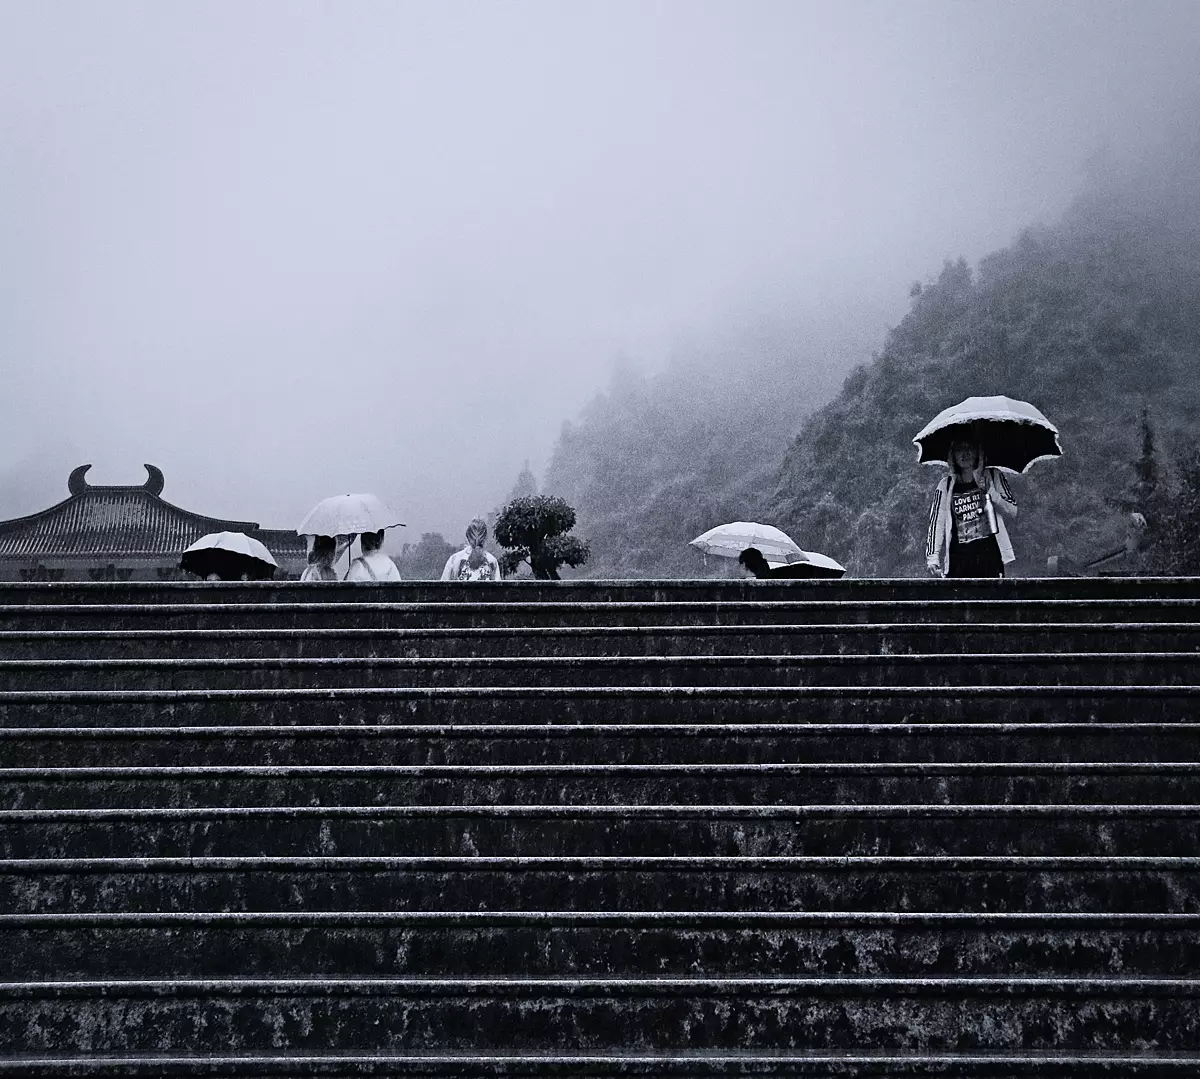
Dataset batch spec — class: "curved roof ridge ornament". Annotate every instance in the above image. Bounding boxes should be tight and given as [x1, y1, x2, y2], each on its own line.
[143, 464, 165, 496]
[68, 464, 92, 496]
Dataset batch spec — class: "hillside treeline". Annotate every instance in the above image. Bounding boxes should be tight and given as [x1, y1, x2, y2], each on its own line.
[542, 345, 838, 577]
[773, 141, 1200, 575]
[540, 139, 1200, 577]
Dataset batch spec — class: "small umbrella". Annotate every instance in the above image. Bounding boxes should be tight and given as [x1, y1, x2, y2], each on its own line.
[690, 522, 808, 564]
[913, 395, 1062, 474]
[180, 531, 278, 581]
[297, 494, 405, 538]
[765, 551, 846, 579]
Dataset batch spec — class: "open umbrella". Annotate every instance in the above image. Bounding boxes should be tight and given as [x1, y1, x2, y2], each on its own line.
[180, 532, 278, 580]
[690, 522, 804, 563]
[296, 494, 405, 538]
[913, 395, 1062, 474]
[765, 551, 846, 579]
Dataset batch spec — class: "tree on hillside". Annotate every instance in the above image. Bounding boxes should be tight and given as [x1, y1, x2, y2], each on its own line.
[1128, 438, 1200, 575]
[395, 532, 457, 580]
[494, 495, 590, 579]
[506, 460, 539, 502]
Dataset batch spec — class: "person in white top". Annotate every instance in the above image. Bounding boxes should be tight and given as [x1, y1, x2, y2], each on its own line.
[346, 530, 402, 582]
[300, 535, 343, 582]
[441, 518, 502, 581]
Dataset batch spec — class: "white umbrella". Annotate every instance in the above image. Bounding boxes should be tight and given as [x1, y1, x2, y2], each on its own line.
[913, 395, 1062, 473]
[180, 531, 278, 580]
[297, 494, 405, 538]
[767, 550, 847, 575]
[689, 522, 806, 564]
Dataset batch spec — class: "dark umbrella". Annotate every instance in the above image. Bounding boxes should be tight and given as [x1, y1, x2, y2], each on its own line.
[913, 395, 1062, 474]
[180, 532, 278, 581]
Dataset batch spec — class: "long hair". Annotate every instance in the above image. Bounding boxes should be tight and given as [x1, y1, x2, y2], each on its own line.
[466, 518, 488, 546]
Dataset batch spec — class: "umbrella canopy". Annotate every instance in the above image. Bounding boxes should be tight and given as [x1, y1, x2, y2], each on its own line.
[690, 522, 807, 564]
[180, 531, 278, 581]
[297, 494, 405, 538]
[913, 395, 1062, 474]
[766, 551, 847, 579]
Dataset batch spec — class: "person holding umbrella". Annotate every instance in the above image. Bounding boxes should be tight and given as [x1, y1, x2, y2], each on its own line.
[300, 535, 344, 582]
[925, 440, 1017, 578]
[346, 529, 402, 582]
[916, 396, 1061, 579]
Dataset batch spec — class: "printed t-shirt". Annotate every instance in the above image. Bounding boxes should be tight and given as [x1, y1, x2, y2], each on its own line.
[951, 481, 993, 545]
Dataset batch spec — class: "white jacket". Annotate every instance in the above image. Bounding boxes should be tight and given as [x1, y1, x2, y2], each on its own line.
[925, 467, 1017, 576]
[346, 551, 402, 582]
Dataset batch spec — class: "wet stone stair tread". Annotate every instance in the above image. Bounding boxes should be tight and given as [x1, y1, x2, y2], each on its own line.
[0, 579, 1198, 1075]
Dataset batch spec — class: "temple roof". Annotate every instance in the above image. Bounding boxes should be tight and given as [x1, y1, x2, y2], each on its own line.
[0, 464, 306, 560]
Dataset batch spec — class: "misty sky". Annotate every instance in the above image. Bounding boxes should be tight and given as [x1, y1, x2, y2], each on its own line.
[2, 1, 1198, 538]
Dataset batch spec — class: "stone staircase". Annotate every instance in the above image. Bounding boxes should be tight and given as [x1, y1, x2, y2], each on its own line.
[1, 578, 1199, 1077]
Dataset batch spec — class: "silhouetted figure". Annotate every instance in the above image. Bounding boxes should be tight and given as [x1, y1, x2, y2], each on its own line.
[738, 547, 839, 579]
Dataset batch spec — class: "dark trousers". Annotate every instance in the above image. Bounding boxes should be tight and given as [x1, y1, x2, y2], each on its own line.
[948, 535, 1004, 578]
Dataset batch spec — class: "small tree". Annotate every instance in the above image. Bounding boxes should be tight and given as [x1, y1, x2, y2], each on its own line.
[1139, 440, 1200, 575]
[494, 495, 590, 579]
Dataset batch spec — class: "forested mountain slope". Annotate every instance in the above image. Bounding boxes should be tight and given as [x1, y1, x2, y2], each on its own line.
[540, 140, 1200, 578]
[542, 344, 841, 578]
[772, 143, 1200, 575]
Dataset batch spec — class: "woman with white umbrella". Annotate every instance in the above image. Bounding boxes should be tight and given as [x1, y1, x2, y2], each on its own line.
[925, 439, 1018, 578]
[297, 493, 404, 581]
[917, 396, 1060, 578]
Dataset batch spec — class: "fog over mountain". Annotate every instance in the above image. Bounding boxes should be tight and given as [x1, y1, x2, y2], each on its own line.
[2, 2, 1198, 540]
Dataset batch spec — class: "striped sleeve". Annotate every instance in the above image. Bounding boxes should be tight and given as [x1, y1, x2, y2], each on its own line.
[925, 487, 942, 561]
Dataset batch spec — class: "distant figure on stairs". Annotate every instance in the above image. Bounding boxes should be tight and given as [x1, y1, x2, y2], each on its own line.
[300, 535, 343, 582]
[441, 518, 502, 581]
[738, 547, 828, 579]
[346, 529, 402, 582]
[926, 440, 1018, 578]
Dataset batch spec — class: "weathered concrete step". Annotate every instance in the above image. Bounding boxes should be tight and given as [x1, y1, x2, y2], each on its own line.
[5, 685, 1200, 728]
[2, 1050, 1199, 1078]
[7, 856, 1198, 915]
[7, 623, 1200, 660]
[4, 912, 1197, 978]
[6, 762, 1198, 810]
[8, 722, 1199, 767]
[6, 653, 1198, 692]
[7, 577, 1200, 606]
[4, 598, 1200, 632]
[3, 977, 1200, 1053]
[6, 804, 1199, 858]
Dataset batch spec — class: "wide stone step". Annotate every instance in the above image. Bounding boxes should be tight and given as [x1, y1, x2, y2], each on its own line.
[5, 763, 1198, 810]
[3, 1050, 1199, 1078]
[3, 976, 1199, 1054]
[6, 623, 1200, 660]
[4, 653, 1197, 692]
[4, 912, 1198, 979]
[5, 577, 1199, 606]
[6, 804, 1199, 858]
[7, 722, 1198, 767]
[5, 685, 1200, 728]
[5, 856, 1198, 915]
[3, 598, 1199, 632]
[3, 1050, 1198, 1078]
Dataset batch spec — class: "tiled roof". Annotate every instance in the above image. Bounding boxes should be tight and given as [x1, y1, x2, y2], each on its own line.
[0, 465, 307, 560]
